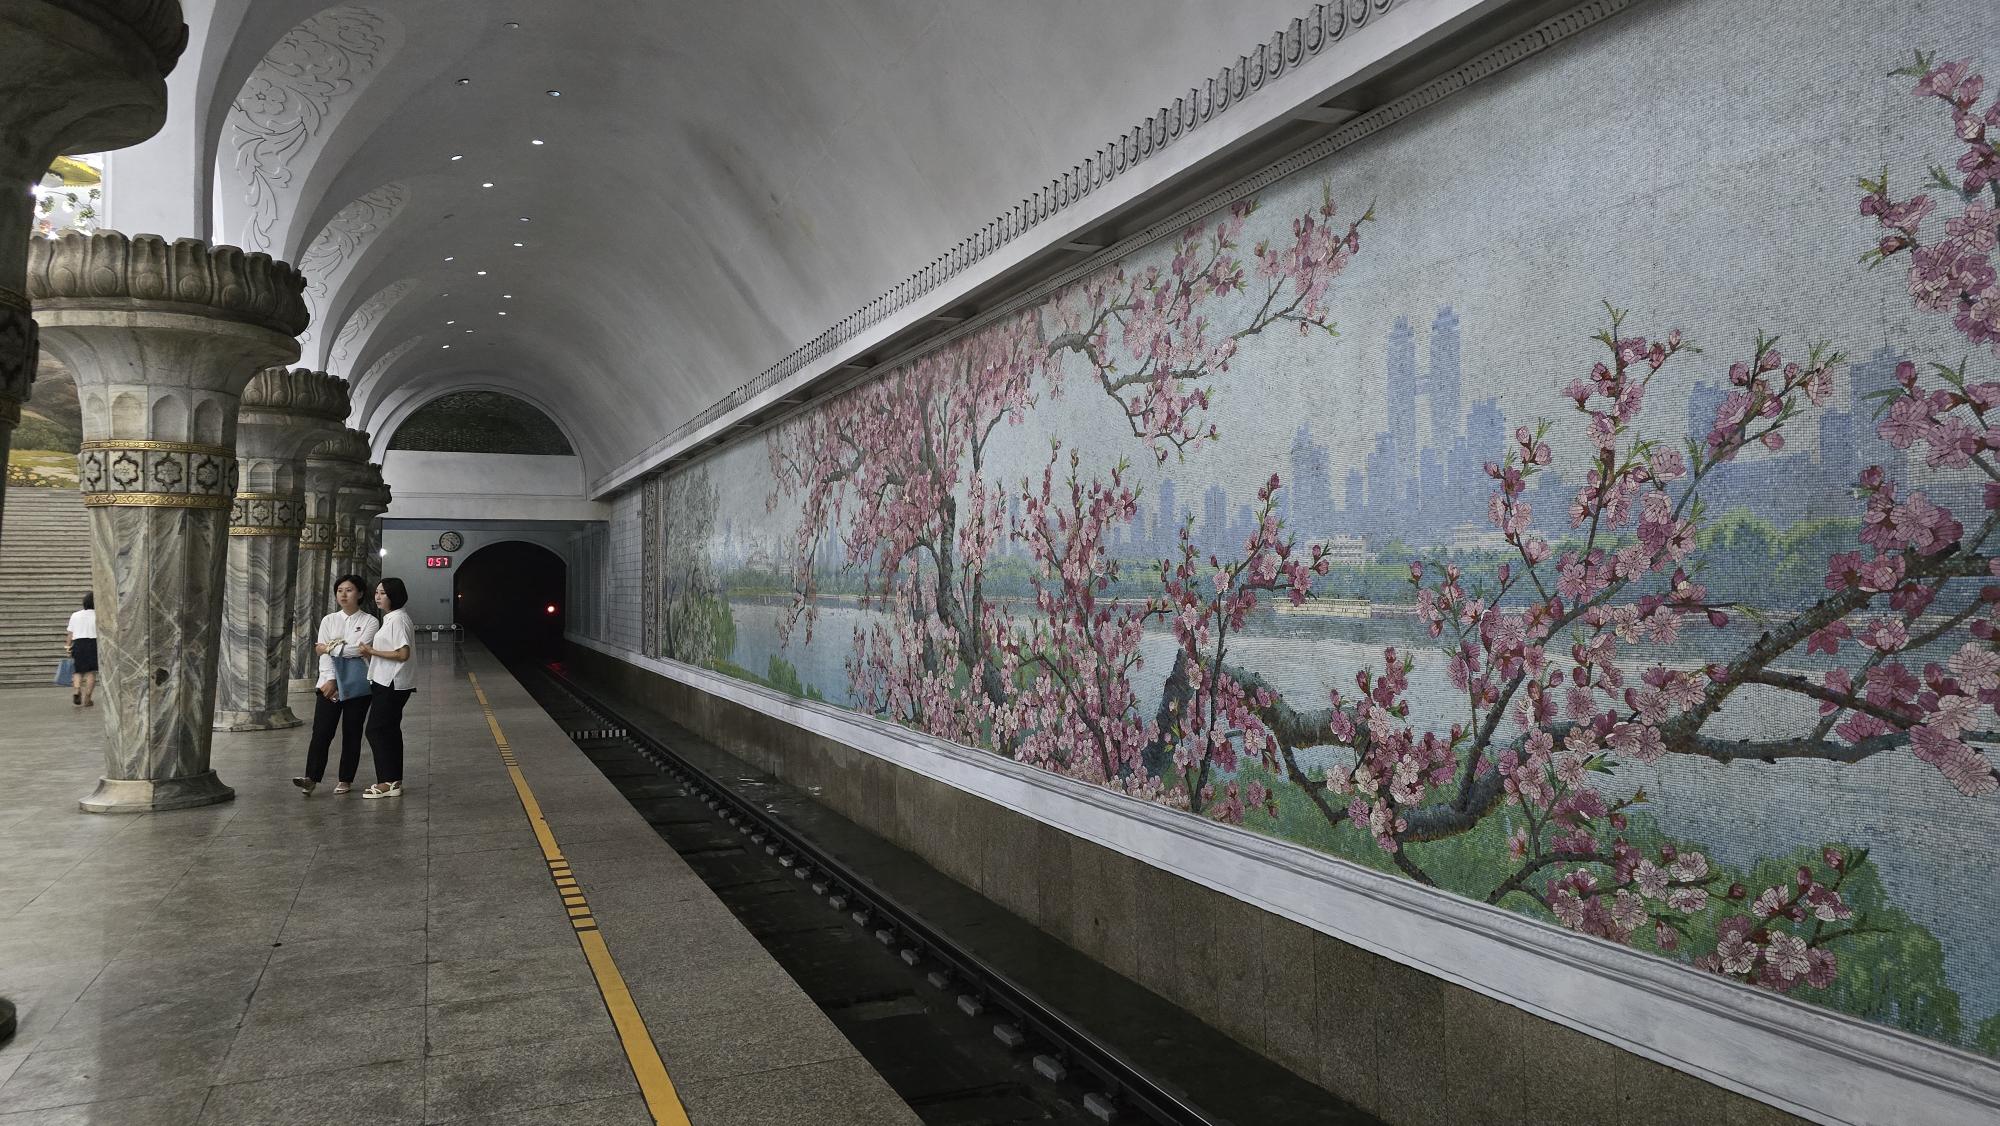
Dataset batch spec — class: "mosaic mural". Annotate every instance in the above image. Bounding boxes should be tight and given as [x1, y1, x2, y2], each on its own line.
[638, 0, 2000, 1054]
[6, 352, 80, 488]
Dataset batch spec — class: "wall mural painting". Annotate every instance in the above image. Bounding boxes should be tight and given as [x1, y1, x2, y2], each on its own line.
[639, 5, 2000, 1057]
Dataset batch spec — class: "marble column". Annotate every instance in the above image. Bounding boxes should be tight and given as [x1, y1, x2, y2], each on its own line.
[289, 427, 370, 684]
[28, 230, 307, 813]
[332, 469, 369, 596]
[0, 1, 186, 545]
[214, 369, 346, 731]
[356, 465, 390, 588]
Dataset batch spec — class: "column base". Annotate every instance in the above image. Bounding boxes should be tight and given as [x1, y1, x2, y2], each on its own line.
[78, 771, 236, 814]
[214, 707, 302, 732]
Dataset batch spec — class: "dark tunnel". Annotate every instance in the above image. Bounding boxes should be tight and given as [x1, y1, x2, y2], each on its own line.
[453, 540, 566, 658]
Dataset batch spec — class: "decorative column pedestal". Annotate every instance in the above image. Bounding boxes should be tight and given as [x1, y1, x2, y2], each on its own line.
[0, 0, 185, 544]
[290, 427, 369, 686]
[215, 369, 346, 731]
[28, 230, 307, 813]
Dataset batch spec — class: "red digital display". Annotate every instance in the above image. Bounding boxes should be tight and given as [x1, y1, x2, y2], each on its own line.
[425, 555, 451, 569]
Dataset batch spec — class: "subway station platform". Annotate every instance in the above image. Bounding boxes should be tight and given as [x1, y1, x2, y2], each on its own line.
[0, 641, 918, 1125]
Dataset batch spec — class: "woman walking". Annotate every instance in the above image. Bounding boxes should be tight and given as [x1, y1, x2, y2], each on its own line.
[293, 574, 377, 796]
[357, 577, 415, 798]
[65, 593, 97, 707]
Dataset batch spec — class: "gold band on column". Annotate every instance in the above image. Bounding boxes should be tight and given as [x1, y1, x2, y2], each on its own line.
[78, 441, 237, 507]
[82, 493, 233, 509]
[299, 519, 335, 548]
[228, 491, 303, 536]
[79, 439, 234, 455]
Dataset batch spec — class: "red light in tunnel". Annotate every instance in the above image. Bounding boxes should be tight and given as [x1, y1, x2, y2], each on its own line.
[545, 603, 557, 615]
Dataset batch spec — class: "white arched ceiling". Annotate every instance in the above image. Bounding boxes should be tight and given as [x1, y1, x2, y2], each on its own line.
[204, 0, 1328, 479]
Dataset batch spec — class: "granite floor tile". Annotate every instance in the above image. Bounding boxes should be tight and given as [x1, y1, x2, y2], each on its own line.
[434, 1093, 652, 1126]
[0, 986, 81, 1062]
[38, 979, 253, 1051]
[0, 958, 104, 1005]
[266, 927, 428, 976]
[0, 648, 898, 1122]
[218, 1003, 425, 1084]
[424, 1031, 637, 1122]
[244, 961, 426, 1023]
[648, 994, 856, 1083]
[424, 949, 597, 1005]
[0, 1089, 211, 1125]
[79, 943, 273, 1002]
[425, 985, 608, 1055]
[675, 1056, 921, 1126]
[0, 1026, 236, 1112]
[196, 1059, 423, 1125]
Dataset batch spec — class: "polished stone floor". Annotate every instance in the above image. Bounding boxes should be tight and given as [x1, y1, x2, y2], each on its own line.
[0, 641, 917, 1125]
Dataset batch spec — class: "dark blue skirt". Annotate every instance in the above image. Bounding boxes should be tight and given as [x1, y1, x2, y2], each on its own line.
[70, 637, 98, 673]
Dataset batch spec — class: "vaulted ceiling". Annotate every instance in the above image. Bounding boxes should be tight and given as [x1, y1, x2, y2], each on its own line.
[137, 0, 1328, 480]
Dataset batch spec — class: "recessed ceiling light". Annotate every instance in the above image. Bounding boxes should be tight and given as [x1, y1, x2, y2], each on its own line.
[480, 182, 494, 189]
[546, 90, 561, 97]
[518, 216, 531, 222]
[476, 270, 487, 276]
[441, 292, 450, 297]
[450, 154, 463, 162]
[531, 139, 544, 146]
[454, 77, 470, 86]
[504, 21, 520, 29]
[446, 320, 456, 325]
[465, 329, 474, 334]
[497, 311, 508, 316]
[512, 242, 523, 247]
[502, 293, 512, 298]
[441, 344, 451, 349]
[443, 256, 454, 262]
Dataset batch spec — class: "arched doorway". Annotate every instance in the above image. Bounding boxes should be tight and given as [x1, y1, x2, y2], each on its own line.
[453, 540, 566, 657]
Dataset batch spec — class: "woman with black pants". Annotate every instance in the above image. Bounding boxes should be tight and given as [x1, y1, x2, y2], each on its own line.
[293, 574, 376, 796]
[358, 576, 415, 798]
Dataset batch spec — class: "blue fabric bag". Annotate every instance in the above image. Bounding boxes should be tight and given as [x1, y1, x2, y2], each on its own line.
[332, 655, 370, 701]
[53, 658, 73, 688]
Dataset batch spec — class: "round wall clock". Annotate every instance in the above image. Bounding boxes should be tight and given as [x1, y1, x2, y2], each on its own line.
[437, 530, 464, 552]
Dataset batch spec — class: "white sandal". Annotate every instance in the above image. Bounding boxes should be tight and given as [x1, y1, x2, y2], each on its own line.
[361, 781, 402, 799]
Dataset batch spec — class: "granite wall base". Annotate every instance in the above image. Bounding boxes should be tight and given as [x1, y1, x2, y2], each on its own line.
[562, 642, 1806, 1126]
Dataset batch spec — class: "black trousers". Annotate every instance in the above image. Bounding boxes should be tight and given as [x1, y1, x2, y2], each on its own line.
[304, 691, 371, 783]
[364, 683, 413, 783]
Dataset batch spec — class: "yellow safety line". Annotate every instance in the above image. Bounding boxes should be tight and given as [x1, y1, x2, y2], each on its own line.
[467, 672, 692, 1126]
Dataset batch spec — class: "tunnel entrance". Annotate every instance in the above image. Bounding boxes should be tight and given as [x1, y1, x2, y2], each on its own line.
[453, 540, 566, 658]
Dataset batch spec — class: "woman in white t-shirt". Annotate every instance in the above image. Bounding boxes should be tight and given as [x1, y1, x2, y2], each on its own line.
[357, 576, 416, 798]
[64, 592, 98, 707]
[292, 574, 378, 796]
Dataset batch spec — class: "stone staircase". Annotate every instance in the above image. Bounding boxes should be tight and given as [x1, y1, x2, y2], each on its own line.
[0, 489, 93, 689]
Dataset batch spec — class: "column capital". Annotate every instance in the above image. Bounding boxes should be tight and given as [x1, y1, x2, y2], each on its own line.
[0, 2, 184, 184]
[27, 230, 308, 343]
[241, 367, 350, 424]
[309, 427, 372, 478]
[41, 1, 189, 76]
